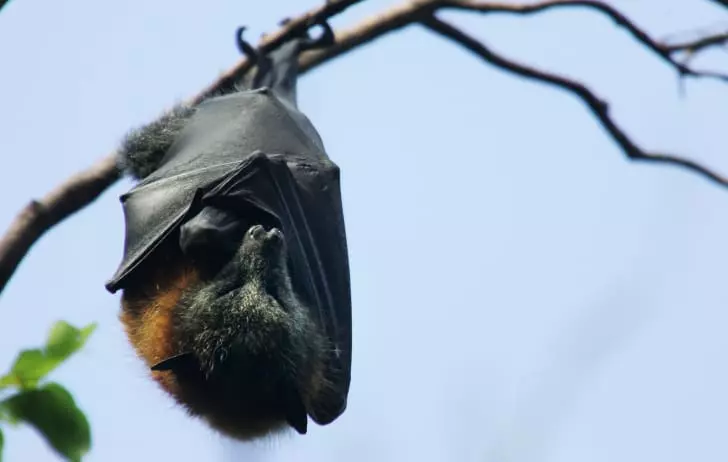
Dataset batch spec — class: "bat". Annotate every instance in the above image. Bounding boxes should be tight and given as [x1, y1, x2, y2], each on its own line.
[105, 22, 352, 439]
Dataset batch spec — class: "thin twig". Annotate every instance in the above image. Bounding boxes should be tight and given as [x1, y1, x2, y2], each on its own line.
[439, 0, 728, 82]
[663, 31, 728, 54]
[421, 15, 728, 187]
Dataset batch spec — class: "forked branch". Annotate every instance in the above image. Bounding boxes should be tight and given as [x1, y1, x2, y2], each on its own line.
[1, 0, 727, 296]
[421, 15, 728, 187]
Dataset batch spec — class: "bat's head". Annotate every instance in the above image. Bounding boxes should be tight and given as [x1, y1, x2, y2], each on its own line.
[120, 224, 333, 439]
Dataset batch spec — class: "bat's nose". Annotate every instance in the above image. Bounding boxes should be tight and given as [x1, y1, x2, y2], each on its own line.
[267, 227, 283, 241]
[247, 224, 266, 240]
[248, 225, 284, 245]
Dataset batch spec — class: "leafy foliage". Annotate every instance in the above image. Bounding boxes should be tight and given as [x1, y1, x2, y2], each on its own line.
[0, 321, 95, 461]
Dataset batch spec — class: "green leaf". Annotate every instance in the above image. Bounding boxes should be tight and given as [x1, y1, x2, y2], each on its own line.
[0, 400, 16, 424]
[1, 350, 47, 389]
[0, 322, 97, 389]
[45, 322, 97, 360]
[0, 427, 4, 462]
[1, 383, 91, 461]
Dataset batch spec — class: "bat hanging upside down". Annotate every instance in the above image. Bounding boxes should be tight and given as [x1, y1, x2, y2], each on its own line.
[105, 22, 352, 440]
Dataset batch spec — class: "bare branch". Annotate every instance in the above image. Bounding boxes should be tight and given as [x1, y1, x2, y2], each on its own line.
[301, 0, 430, 71]
[0, 156, 121, 294]
[421, 15, 728, 187]
[663, 31, 728, 54]
[2, 0, 728, 296]
[438, 0, 728, 82]
[0, 0, 12, 14]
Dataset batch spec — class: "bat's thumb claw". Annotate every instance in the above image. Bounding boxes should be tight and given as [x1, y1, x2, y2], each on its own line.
[151, 352, 196, 372]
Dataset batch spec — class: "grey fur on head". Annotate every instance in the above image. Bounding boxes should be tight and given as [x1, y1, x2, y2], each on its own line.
[118, 104, 196, 180]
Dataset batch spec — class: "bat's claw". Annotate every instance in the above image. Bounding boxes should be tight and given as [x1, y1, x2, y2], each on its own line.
[236, 26, 259, 62]
[302, 20, 334, 50]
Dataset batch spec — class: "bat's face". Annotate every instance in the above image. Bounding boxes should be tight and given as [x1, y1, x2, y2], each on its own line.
[120, 224, 330, 439]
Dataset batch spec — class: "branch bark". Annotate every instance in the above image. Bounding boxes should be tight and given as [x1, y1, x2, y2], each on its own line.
[664, 31, 728, 54]
[1, 0, 727, 296]
[0, 156, 121, 294]
[420, 15, 728, 187]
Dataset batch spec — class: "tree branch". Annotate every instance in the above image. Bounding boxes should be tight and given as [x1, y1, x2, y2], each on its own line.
[0, 0, 12, 14]
[0, 156, 121, 295]
[663, 31, 728, 55]
[438, 0, 728, 82]
[421, 14, 728, 187]
[2, 0, 728, 296]
[0, 0, 367, 295]
[194, 0, 368, 102]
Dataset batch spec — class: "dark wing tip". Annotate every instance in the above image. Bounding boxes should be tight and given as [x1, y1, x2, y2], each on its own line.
[308, 395, 347, 426]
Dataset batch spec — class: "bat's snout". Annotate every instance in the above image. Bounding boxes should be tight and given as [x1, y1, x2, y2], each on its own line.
[247, 224, 266, 240]
[247, 225, 284, 244]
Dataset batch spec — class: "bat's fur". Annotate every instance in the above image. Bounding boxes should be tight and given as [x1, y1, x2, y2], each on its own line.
[120, 226, 331, 439]
[118, 104, 196, 180]
[117, 118, 331, 438]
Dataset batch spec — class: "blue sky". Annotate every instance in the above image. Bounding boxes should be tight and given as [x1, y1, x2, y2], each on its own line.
[1, 0, 728, 461]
